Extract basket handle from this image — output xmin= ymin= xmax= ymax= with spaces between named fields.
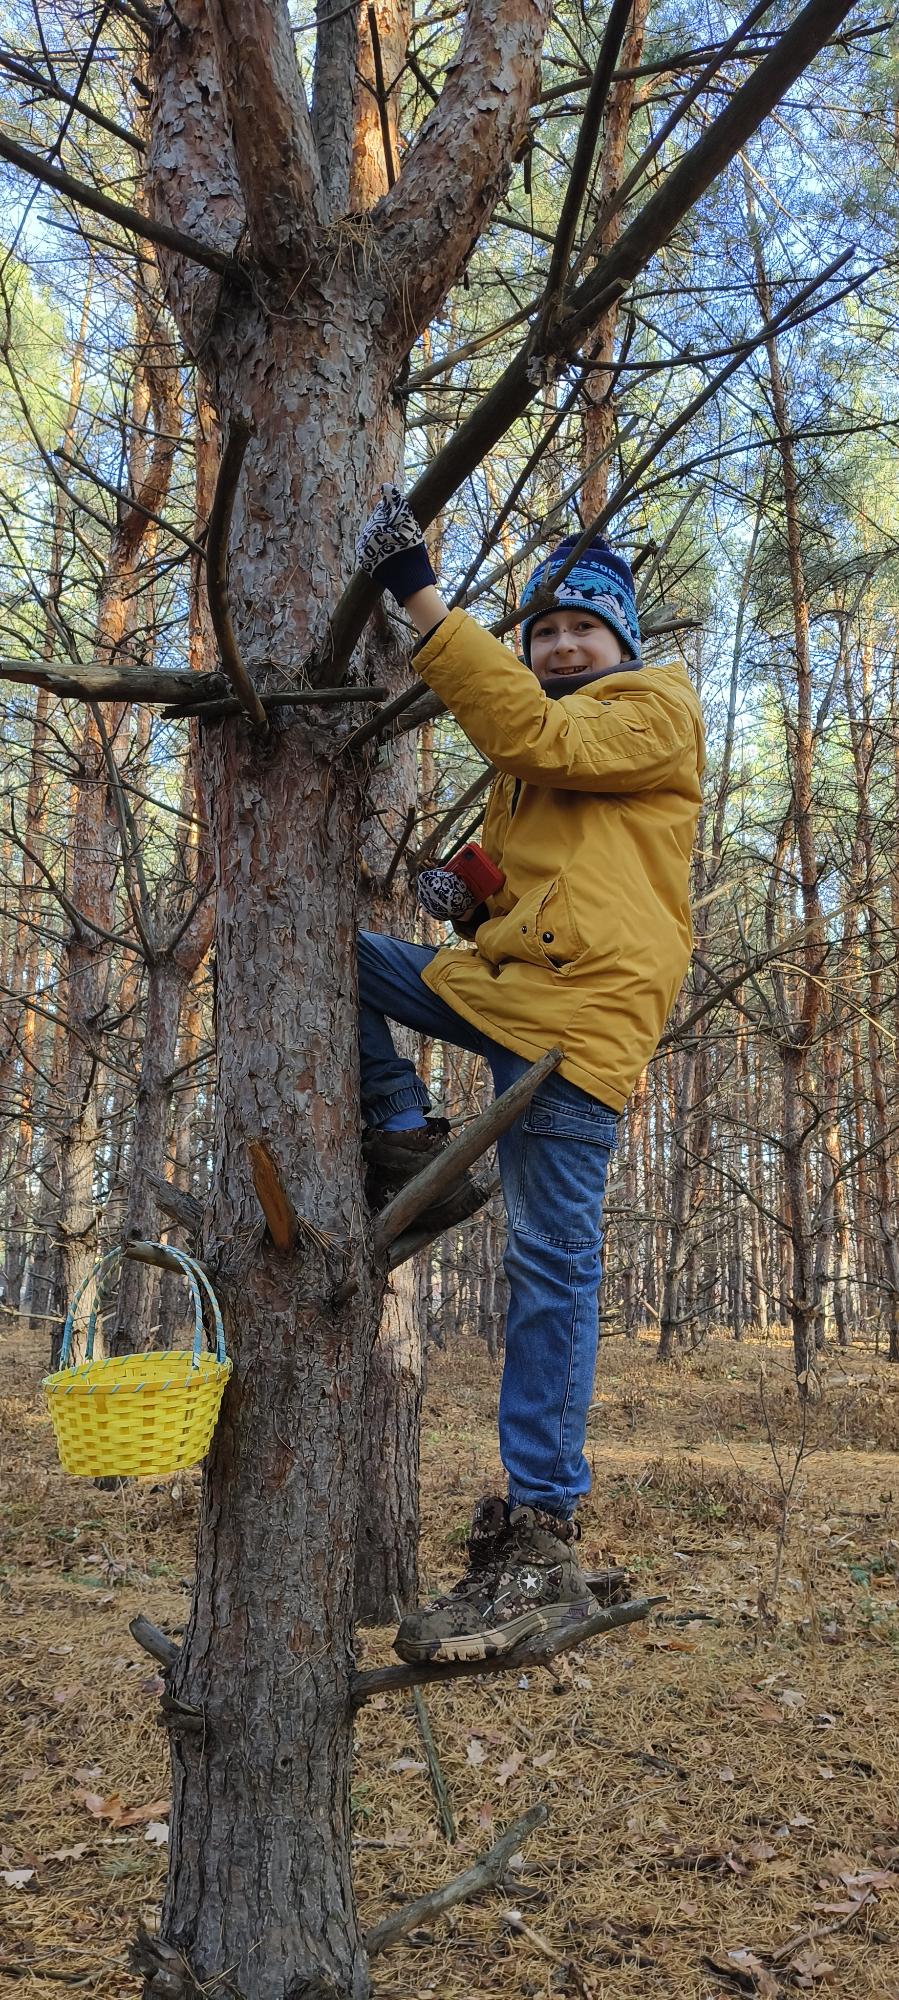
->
xmin=163 ymin=1246 xmax=228 ymax=1366
xmin=59 ymin=1244 xmax=226 ymax=1368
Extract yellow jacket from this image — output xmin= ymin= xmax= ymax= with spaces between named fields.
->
xmin=415 ymin=609 xmax=706 ymax=1112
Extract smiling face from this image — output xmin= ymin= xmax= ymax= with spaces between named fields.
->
xmin=528 ymin=608 xmax=625 ymax=683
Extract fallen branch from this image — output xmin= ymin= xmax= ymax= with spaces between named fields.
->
xmin=351 ymin=1594 xmax=662 ymax=1703
xmin=365 ymin=1801 xmax=548 ymax=1955
xmin=206 ymin=418 xmax=267 ymax=729
xmin=373 ymin=1047 xmax=562 ymax=1254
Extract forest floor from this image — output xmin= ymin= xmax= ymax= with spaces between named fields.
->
xmin=1 ymin=1317 xmax=898 ymax=2000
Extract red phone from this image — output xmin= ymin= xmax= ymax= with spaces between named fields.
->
xmin=444 ymin=842 xmax=505 ymax=901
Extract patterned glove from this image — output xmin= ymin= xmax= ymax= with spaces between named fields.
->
xmin=416 ymin=866 xmax=478 ymax=923
xmin=355 ymin=483 xmax=437 ymax=603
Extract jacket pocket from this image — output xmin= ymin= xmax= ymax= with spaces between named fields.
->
xmin=523 ymin=1091 xmax=618 ymax=1144
xmin=475 ymin=876 xmax=585 ymax=974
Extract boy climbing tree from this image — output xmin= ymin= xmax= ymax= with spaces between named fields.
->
xmin=0 ymin=0 xmax=861 ymax=1991
xmin=356 ymin=488 xmax=705 ymax=1663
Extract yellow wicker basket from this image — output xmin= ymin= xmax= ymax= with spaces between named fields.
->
xmin=44 ymin=1245 xmax=231 ymax=1479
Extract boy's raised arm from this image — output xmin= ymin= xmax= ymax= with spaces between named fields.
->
xmin=356 ymin=487 xmax=700 ymax=796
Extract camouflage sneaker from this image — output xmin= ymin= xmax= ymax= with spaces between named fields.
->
xmin=393 ymin=1497 xmax=595 ymax=1663
xmin=362 ymin=1116 xmax=451 ymax=1206
xmin=362 ymin=1117 xmax=487 ymax=1232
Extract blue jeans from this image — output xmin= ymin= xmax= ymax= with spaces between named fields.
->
xmin=358 ymin=932 xmax=617 ymax=1518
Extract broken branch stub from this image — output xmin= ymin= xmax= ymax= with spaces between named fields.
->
xmin=0 ymin=656 xmax=226 ymax=705
xmin=130 ymin=1614 xmax=180 ymax=1674
xmin=247 ymin=1139 xmax=299 ymax=1254
xmin=147 ymin=1175 xmax=203 ymax=1237
xmin=373 ymin=1046 xmax=563 ymax=1255
xmin=125 ymin=1238 xmax=213 ymax=1283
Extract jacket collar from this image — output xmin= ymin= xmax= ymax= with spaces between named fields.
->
xmin=535 ymin=660 xmax=643 ymax=701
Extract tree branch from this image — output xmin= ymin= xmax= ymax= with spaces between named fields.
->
xmin=129 ymin=1614 xmax=180 ymax=1672
xmin=371 ymin=0 xmax=551 ymax=346
xmin=411 ymin=769 xmax=494 ymax=869
xmin=0 ymin=126 xmax=240 ymax=277
xmin=373 ymin=1048 xmax=562 ymax=1254
xmin=147 ymin=2 xmax=247 ymax=352
xmin=536 ymin=0 xmax=636 ymax=340
xmin=319 ymin=0 xmax=857 ymax=678
xmin=366 ymin=7 xmax=397 ymax=188
xmin=311 ymin=0 xmax=362 ymax=215
xmin=55 ymin=447 xmax=203 ymax=557
xmin=147 ymin=1174 xmax=204 ymax=1235
xmin=0 ymin=653 xmax=386 ymax=717
xmin=387 ymin=1172 xmax=497 ymax=1270
xmin=0 ymin=49 xmax=145 ymax=153
xmin=351 ymin=1594 xmax=662 ymax=1702
xmin=124 ymin=1237 xmax=215 ymax=1281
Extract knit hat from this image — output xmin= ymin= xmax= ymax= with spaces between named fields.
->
xmin=519 ymin=534 xmax=641 ymax=665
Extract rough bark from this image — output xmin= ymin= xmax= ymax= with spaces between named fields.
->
xmin=205 ymin=0 xmax=325 ymax=262
xmin=145 ymin=0 xmax=551 ymax=1989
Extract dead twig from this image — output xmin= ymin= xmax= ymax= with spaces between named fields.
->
xmin=380 ymin=804 xmax=417 ymax=896
xmin=365 ymin=1801 xmax=547 ymax=1954
xmin=0 ymin=128 xmax=242 ymax=277
xmin=411 ymin=1684 xmax=457 ymax=1844
xmin=367 ymin=6 xmax=397 ymax=188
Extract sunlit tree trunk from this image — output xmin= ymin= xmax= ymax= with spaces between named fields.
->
xmin=747 ymin=176 xmax=828 ymax=1383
